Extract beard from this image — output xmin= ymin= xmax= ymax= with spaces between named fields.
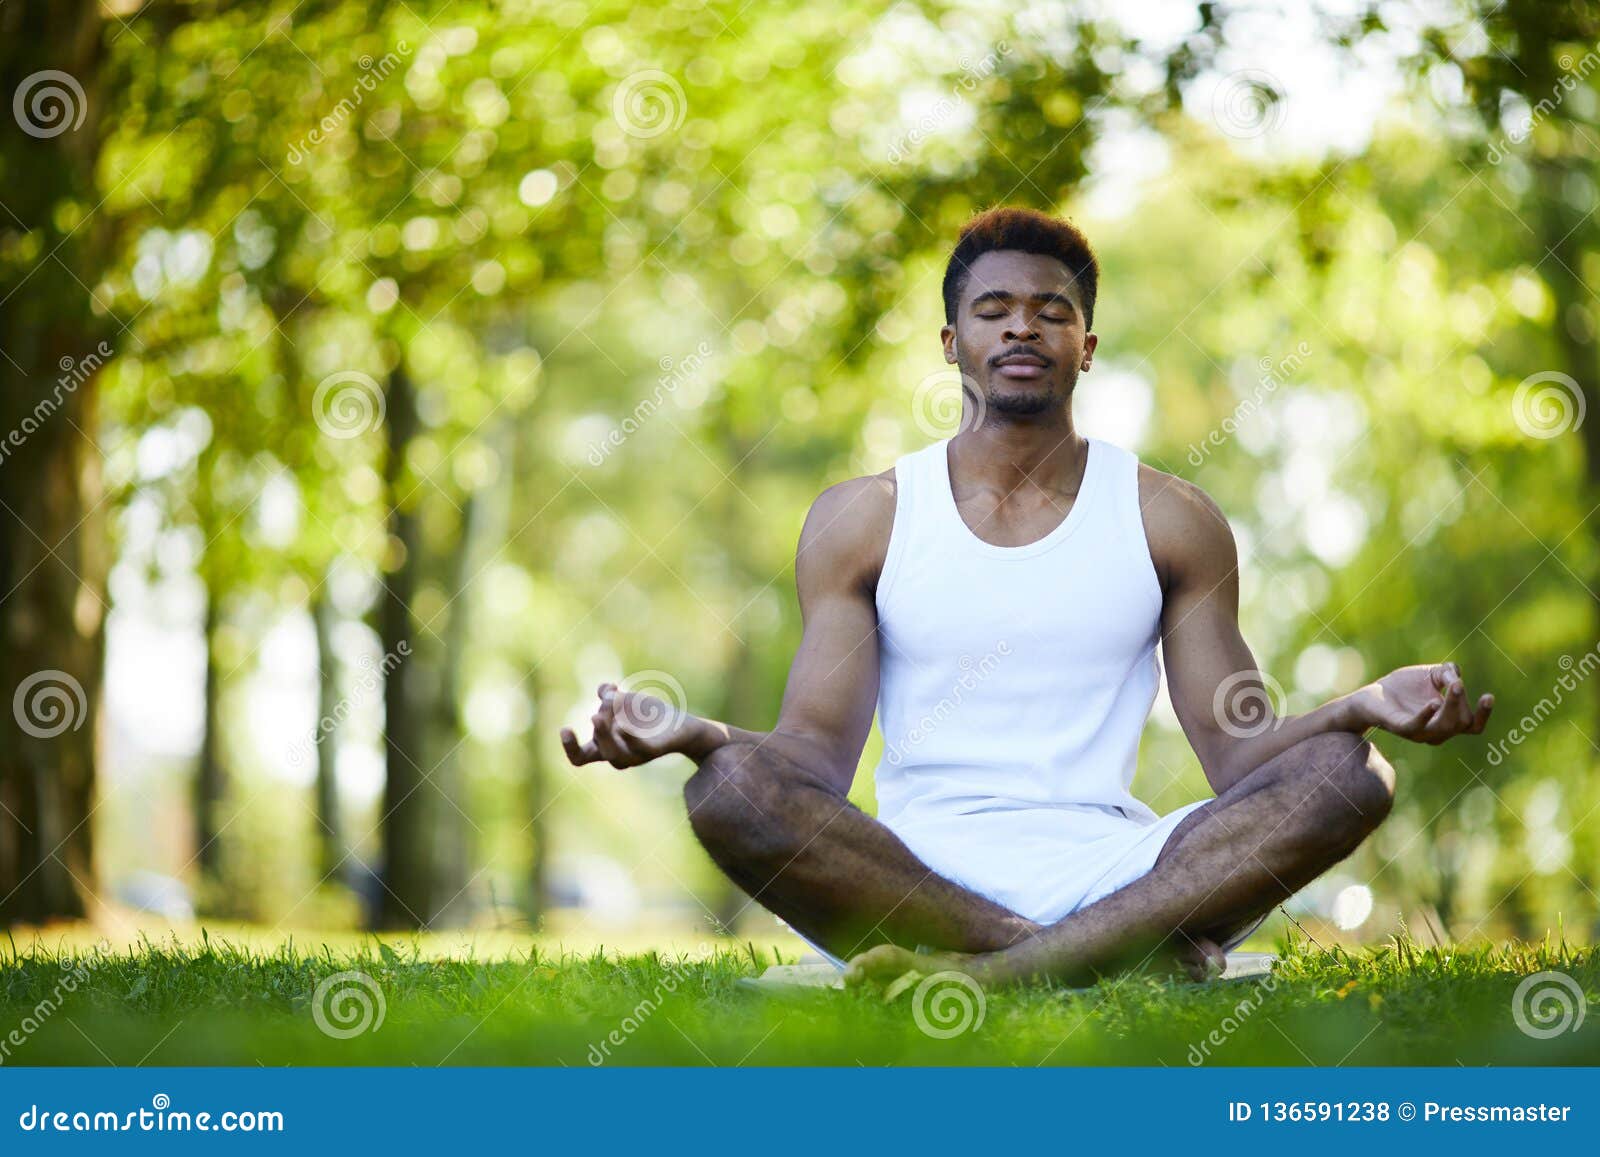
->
xmin=987 ymin=385 xmax=1056 ymax=416
xmin=962 ymin=358 xmax=1078 ymax=420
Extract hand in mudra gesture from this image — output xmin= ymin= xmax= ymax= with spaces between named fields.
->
xmin=1354 ymin=661 xmax=1493 ymax=744
xmin=560 ymin=682 xmax=697 ymax=768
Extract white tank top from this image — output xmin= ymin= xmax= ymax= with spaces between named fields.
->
xmin=872 ymin=435 xmax=1165 ymax=834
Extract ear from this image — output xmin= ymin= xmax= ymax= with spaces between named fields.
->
xmin=940 ymin=324 xmax=958 ymax=365
xmin=1080 ymin=332 xmax=1097 ymax=372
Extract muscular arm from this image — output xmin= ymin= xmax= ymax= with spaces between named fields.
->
xmin=1145 ymin=470 xmax=1493 ymax=794
xmin=681 ymin=475 xmax=891 ymax=786
xmin=563 ymin=473 xmax=895 ymax=788
xmin=1145 ymin=471 xmax=1367 ymax=794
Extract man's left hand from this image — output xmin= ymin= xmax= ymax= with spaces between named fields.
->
xmin=1349 ymin=661 xmax=1493 ymax=744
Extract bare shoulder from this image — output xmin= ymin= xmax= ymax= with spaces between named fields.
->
xmin=1134 ymin=462 xmax=1238 ymax=594
xmin=795 ymin=468 xmax=897 ymax=599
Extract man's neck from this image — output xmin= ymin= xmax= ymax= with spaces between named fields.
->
xmin=952 ymin=412 xmax=1088 ymax=497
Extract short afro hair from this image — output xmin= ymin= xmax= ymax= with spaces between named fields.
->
xmin=941 ymin=206 xmax=1099 ymax=331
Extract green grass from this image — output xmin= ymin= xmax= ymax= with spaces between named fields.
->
xmin=1 ymin=931 xmax=1595 ymax=1066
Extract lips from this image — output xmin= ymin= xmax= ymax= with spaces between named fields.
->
xmin=993 ymin=353 xmax=1050 ymax=378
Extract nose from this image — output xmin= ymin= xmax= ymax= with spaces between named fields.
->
xmin=1003 ymin=319 xmax=1040 ymax=343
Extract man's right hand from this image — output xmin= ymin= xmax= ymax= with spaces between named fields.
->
xmin=560 ymin=681 xmax=703 ymax=768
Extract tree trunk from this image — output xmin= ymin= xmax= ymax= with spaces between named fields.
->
xmin=194 ymin=582 xmax=224 ymax=886
xmin=525 ymin=665 xmax=550 ymax=927
xmin=1533 ymin=163 xmax=1600 ymax=731
xmin=312 ymin=590 xmax=345 ymax=878
xmin=378 ymin=364 xmax=432 ymax=928
xmin=0 ymin=0 xmax=107 ymax=927
xmin=425 ymin=492 xmax=477 ymax=929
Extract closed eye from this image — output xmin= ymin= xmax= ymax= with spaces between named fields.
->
xmin=975 ymin=312 xmax=1069 ymax=322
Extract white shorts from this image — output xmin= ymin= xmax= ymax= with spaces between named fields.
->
xmin=803 ymin=798 xmax=1268 ymax=968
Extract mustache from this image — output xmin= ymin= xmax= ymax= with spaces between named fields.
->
xmin=989 ymin=347 xmax=1054 ymax=366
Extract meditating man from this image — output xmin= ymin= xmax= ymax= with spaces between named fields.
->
xmin=560 ymin=205 xmax=1494 ymax=988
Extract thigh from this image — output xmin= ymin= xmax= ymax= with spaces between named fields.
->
xmin=1152 ymin=751 xmax=1294 ymax=871
xmin=1147 ymin=738 xmax=1347 ymax=943
xmin=1151 ymin=730 xmax=1375 ymax=870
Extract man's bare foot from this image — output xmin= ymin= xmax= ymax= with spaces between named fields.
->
xmin=845 ymin=931 xmax=1227 ymax=991
xmin=1169 ymin=933 xmax=1226 ymax=982
xmin=844 ymin=945 xmax=990 ymax=989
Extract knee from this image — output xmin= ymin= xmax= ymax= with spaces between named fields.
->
xmin=683 ymin=743 xmax=805 ymax=865
xmin=1287 ymin=732 xmax=1395 ymax=848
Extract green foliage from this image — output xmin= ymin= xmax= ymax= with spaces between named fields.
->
xmin=10 ymin=0 xmax=1596 ymax=936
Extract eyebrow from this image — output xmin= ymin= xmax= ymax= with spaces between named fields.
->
xmin=968 ymin=289 xmax=1077 ymax=311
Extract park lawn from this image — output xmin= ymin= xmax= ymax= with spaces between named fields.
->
xmin=0 ymin=932 xmax=1595 ymax=1067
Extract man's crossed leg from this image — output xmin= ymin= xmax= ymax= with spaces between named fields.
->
xmin=684 ymin=729 xmax=1394 ymax=986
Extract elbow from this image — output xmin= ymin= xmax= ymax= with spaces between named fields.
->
xmin=766 ymin=728 xmax=854 ymax=792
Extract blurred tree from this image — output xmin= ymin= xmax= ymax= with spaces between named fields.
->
xmin=0 ymin=0 xmax=109 ymax=925
xmin=5 ymin=0 xmax=1586 ymax=943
